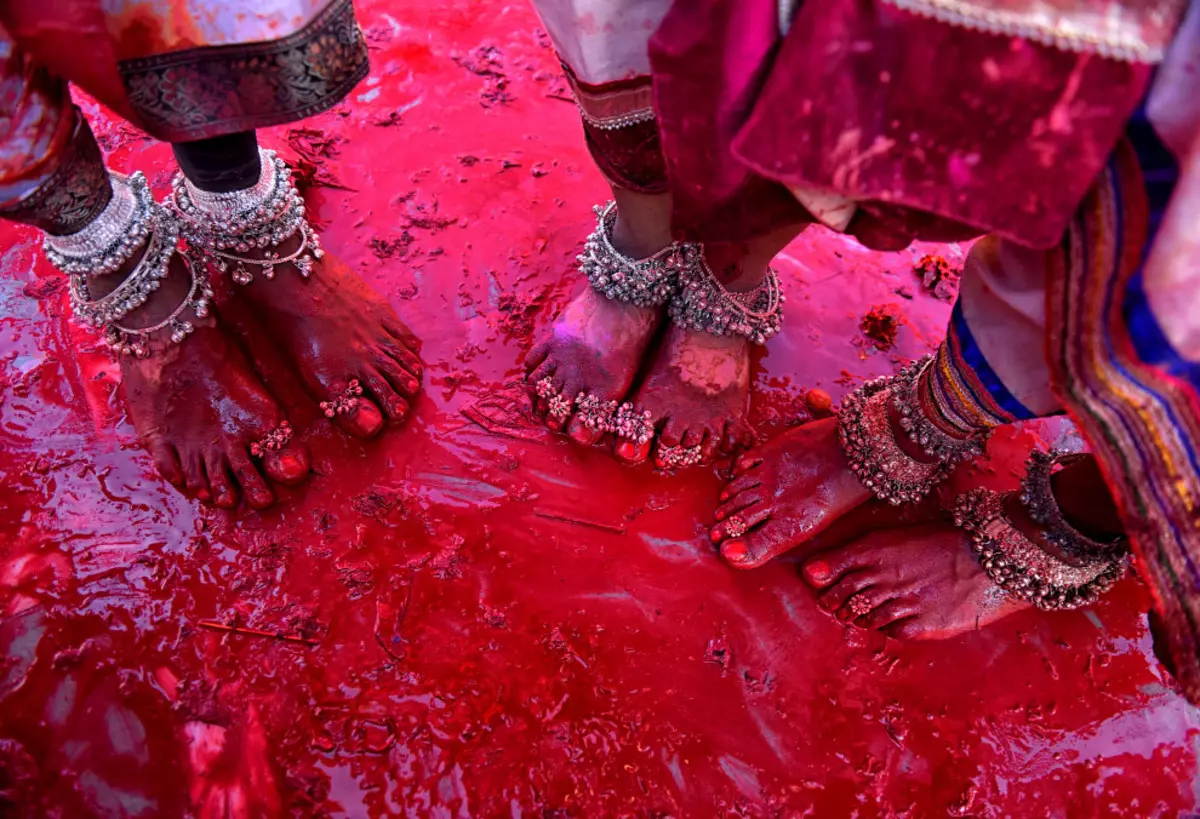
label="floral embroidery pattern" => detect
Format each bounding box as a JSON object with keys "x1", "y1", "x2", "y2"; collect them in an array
[{"x1": 118, "y1": 0, "x2": 369, "y2": 142}]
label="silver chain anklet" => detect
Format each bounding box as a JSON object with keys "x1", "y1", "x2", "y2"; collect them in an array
[
  {"x1": 580, "y1": 201, "x2": 691, "y2": 308},
  {"x1": 668, "y1": 256, "x2": 784, "y2": 345},
  {"x1": 105, "y1": 255, "x2": 212, "y2": 357},
  {"x1": 168, "y1": 148, "x2": 324, "y2": 285},
  {"x1": 954, "y1": 488, "x2": 1128, "y2": 611},
  {"x1": 67, "y1": 207, "x2": 177, "y2": 330},
  {"x1": 47, "y1": 174, "x2": 212, "y2": 359}
]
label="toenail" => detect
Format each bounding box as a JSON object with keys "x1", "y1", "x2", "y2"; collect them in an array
[
  {"x1": 715, "y1": 509, "x2": 725, "y2": 521},
  {"x1": 196, "y1": 488, "x2": 211, "y2": 502},
  {"x1": 719, "y1": 490, "x2": 729, "y2": 502},
  {"x1": 722, "y1": 541, "x2": 748, "y2": 561},
  {"x1": 354, "y1": 403, "x2": 384, "y2": 436},
  {"x1": 804, "y1": 560, "x2": 832, "y2": 584},
  {"x1": 709, "y1": 525, "x2": 722, "y2": 542},
  {"x1": 277, "y1": 453, "x2": 306, "y2": 476}
]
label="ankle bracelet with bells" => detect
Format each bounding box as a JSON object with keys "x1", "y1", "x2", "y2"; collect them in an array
[
  {"x1": 49, "y1": 171, "x2": 211, "y2": 358},
  {"x1": 167, "y1": 148, "x2": 324, "y2": 285},
  {"x1": 581, "y1": 200, "x2": 690, "y2": 308},
  {"x1": 839, "y1": 356, "x2": 989, "y2": 505},
  {"x1": 667, "y1": 254, "x2": 785, "y2": 346},
  {"x1": 533, "y1": 202, "x2": 683, "y2": 443},
  {"x1": 953, "y1": 451, "x2": 1129, "y2": 611}
]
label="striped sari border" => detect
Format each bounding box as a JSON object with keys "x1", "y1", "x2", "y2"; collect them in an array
[{"x1": 1046, "y1": 138, "x2": 1200, "y2": 702}]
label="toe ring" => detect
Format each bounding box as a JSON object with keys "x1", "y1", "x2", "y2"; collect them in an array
[
  {"x1": 536, "y1": 378, "x2": 574, "y2": 422},
  {"x1": 576, "y1": 392, "x2": 618, "y2": 432},
  {"x1": 535, "y1": 377, "x2": 559, "y2": 400},
  {"x1": 321, "y1": 379, "x2": 364, "y2": 418},
  {"x1": 611, "y1": 403, "x2": 654, "y2": 445},
  {"x1": 250, "y1": 421, "x2": 294, "y2": 459},
  {"x1": 847, "y1": 594, "x2": 873, "y2": 618},
  {"x1": 724, "y1": 515, "x2": 748, "y2": 538},
  {"x1": 547, "y1": 393, "x2": 573, "y2": 421},
  {"x1": 658, "y1": 444, "x2": 703, "y2": 469}
]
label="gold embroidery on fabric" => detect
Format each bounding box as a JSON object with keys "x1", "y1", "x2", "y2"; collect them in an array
[{"x1": 880, "y1": 0, "x2": 1188, "y2": 63}]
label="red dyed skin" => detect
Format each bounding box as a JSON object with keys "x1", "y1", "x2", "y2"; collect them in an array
[
  {"x1": 527, "y1": 199, "x2": 786, "y2": 468},
  {"x1": 713, "y1": 410, "x2": 1117, "y2": 641},
  {"x1": 0, "y1": 2, "x2": 1194, "y2": 815},
  {"x1": 215, "y1": 240, "x2": 424, "y2": 439},
  {"x1": 103, "y1": 253, "x2": 311, "y2": 509}
]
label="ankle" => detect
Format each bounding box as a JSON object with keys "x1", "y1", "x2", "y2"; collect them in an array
[
  {"x1": 86, "y1": 243, "x2": 197, "y2": 331},
  {"x1": 610, "y1": 210, "x2": 673, "y2": 259},
  {"x1": 703, "y1": 244, "x2": 767, "y2": 292}
]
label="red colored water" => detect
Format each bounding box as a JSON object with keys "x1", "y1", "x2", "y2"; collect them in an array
[{"x1": 1, "y1": 2, "x2": 1197, "y2": 816}]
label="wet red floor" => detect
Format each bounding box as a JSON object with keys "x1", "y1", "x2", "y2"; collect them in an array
[{"x1": 1, "y1": 2, "x2": 1198, "y2": 816}]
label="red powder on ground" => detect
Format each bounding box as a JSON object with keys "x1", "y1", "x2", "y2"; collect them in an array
[
  {"x1": 915, "y1": 253, "x2": 962, "y2": 301},
  {"x1": 860, "y1": 303, "x2": 904, "y2": 350},
  {"x1": 0, "y1": 1, "x2": 1193, "y2": 816}
]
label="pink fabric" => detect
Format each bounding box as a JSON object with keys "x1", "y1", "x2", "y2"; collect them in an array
[
  {"x1": 647, "y1": 0, "x2": 808, "y2": 243},
  {"x1": 734, "y1": 0, "x2": 1152, "y2": 249},
  {"x1": 0, "y1": 23, "x2": 72, "y2": 205},
  {"x1": 648, "y1": 0, "x2": 1155, "y2": 248}
]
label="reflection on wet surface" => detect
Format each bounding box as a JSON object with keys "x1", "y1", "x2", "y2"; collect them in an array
[{"x1": 0, "y1": 1, "x2": 1197, "y2": 815}]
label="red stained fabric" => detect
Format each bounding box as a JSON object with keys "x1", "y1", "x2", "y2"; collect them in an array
[
  {"x1": 583, "y1": 118, "x2": 669, "y2": 194},
  {"x1": 649, "y1": 0, "x2": 1152, "y2": 248}
]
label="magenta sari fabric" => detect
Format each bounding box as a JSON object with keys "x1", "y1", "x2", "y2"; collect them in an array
[
  {"x1": 646, "y1": 0, "x2": 808, "y2": 243},
  {"x1": 649, "y1": 0, "x2": 1154, "y2": 248}
]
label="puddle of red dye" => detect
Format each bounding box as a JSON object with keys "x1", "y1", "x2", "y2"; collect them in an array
[{"x1": 0, "y1": 2, "x2": 1197, "y2": 817}]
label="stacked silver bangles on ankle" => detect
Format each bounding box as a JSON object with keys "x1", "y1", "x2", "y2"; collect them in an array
[
  {"x1": 954, "y1": 451, "x2": 1129, "y2": 610},
  {"x1": 583, "y1": 200, "x2": 784, "y2": 344},
  {"x1": 840, "y1": 358, "x2": 948, "y2": 504},
  {"x1": 48, "y1": 171, "x2": 210, "y2": 358},
  {"x1": 168, "y1": 148, "x2": 323, "y2": 285},
  {"x1": 45, "y1": 172, "x2": 155, "y2": 277},
  {"x1": 546, "y1": 201, "x2": 787, "y2": 460},
  {"x1": 581, "y1": 201, "x2": 689, "y2": 307}
]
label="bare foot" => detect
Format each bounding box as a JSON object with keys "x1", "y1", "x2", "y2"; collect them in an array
[
  {"x1": 220, "y1": 247, "x2": 424, "y2": 439},
  {"x1": 118, "y1": 258, "x2": 309, "y2": 510},
  {"x1": 799, "y1": 522, "x2": 1030, "y2": 639},
  {"x1": 616, "y1": 324, "x2": 753, "y2": 467},
  {"x1": 710, "y1": 418, "x2": 873, "y2": 566},
  {"x1": 525, "y1": 284, "x2": 661, "y2": 440}
]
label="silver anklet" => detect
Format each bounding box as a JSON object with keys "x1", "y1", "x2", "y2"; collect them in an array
[
  {"x1": 105, "y1": 254, "x2": 211, "y2": 357},
  {"x1": 838, "y1": 362, "x2": 952, "y2": 505},
  {"x1": 954, "y1": 488, "x2": 1127, "y2": 611},
  {"x1": 44, "y1": 172, "x2": 155, "y2": 277},
  {"x1": 668, "y1": 256, "x2": 784, "y2": 345},
  {"x1": 580, "y1": 201, "x2": 691, "y2": 308},
  {"x1": 168, "y1": 148, "x2": 324, "y2": 285},
  {"x1": 1020, "y1": 450, "x2": 1128, "y2": 562},
  {"x1": 67, "y1": 209, "x2": 177, "y2": 329},
  {"x1": 42, "y1": 171, "x2": 211, "y2": 358}
]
